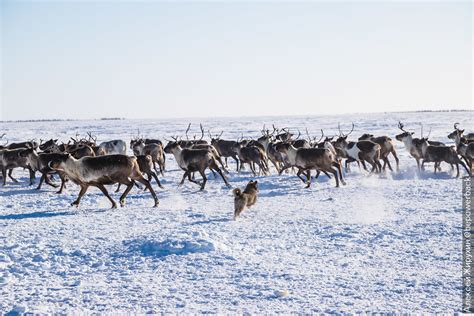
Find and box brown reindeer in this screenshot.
[276,142,344,188]
[49,154,159,208]
[358,133,399,172]
[419,138,470,177]
[164,141,230,190]
[0,148,36,185]
[231,142,269,176]
[334,123,382,173]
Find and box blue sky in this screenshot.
[1,1,472,120]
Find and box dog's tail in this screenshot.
[233,188,242,197]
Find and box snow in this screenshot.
[0,111,471,313]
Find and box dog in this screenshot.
[232,180,258,220]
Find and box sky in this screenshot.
[0,1,472,120]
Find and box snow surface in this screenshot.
[0,111,471,313]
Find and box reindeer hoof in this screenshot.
[119,200,125,207]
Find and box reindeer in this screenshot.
[333,123,382,173]
[231,142,269,176]
[6,140,39,150]
[209,131,241,171]
[358,133,399,172]
[257,126,286,173]
[163,140,230,190]
[0,148,36,185]
[419,138,470,177]
[131,140,166,175]
[27,152,68,193]
[98,139,127,155]
[276,142,344,188]
[396,122,449,172]
[449,123,474,169]
[48,154,159,208]
[395,122,425,171]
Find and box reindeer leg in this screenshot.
[96,184,117,209]
[391,150,400,172]
[232,156,239,171]
[150,171,163,189]
[118,180,134,207]
[325,167,340,187]
[28,167,35,185]
[8,169,18,183]
[71,184,89,207]
[56,174,67,194]
[375,159,382,173]
[332,161,346,185]
[198,169,208,191]
[458,159,471,177]
[134,176,159,207]
[384,156,393,172]
[1,168,6,185]
[45,174,59,188]
[250,162,257,176]
[187,172,201,186]
[36,173,46,190]
[296,169,307,183]
[345,160,350,173]
[179,171,189,186]
[115,183,121,193]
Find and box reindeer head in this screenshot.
[163,138,181,154]
[358,133,374,141]
[39,139,58,151]
[395,121,414,142]
[448,122,464,140]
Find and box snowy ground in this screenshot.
[0,111,471,313]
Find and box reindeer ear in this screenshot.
[461,129,465,133]
[410,132,414,135]
[54,139,58,142]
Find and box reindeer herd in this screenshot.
[0,122,472,209]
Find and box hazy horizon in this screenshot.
[1,1,472,120]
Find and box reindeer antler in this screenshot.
[398,121,407,132]
[316,129,325,144]
[199,123,204,140]
[185,123,191,140]
[454,122,460,131]
[338,123,354,137]
[0,133,5,139]
[305,128,311,142]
